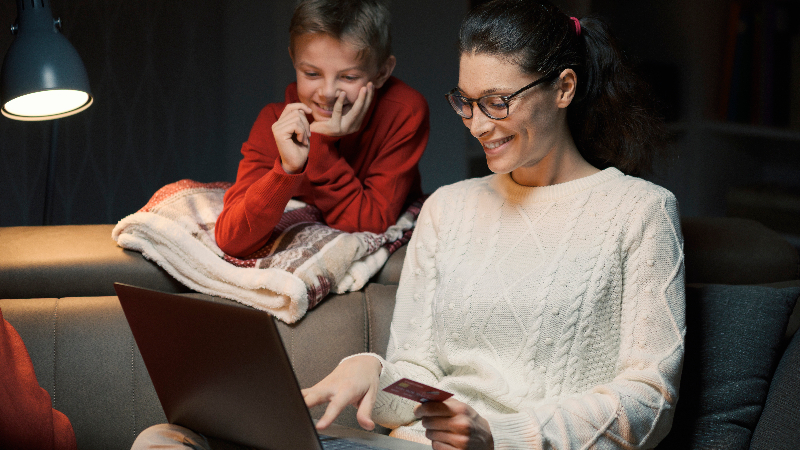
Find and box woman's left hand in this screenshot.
[414,398,494,450]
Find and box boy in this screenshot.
[215,0,429,258]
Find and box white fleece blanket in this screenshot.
[112,179,419,323]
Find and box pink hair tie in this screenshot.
[570,16,581,36]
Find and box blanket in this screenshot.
[112,180,421,323]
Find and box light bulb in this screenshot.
[2,89,92,120]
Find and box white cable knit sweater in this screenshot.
[370,168,686,449]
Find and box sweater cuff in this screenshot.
[271,157,293,175]
[371,360,420,428]
[339,352,385,377]
[245,158,303,217]
[306,133,344,183]
[485,412,542,450]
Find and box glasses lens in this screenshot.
[447,94,472,118]
[478,96,508,120]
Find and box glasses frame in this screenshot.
[445,72,559,120]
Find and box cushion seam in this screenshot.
[51,297,59,410]
[131,334,137,437]
[365,289,373,353]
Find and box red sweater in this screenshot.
[0,309,77,450]
[215,76,429,257]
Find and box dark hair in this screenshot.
[458,0,667,176]
[290,0,393,67]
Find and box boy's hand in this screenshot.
[272,103,313,174]
[310,82,374,137]
[415,398,494,450]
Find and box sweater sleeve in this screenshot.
[487,192,686,449]
[0,309,77,450]
[214,105,305,257]
[305,90,429,235]
[369,190,448,429]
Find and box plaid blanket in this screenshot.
[112,180,420,323]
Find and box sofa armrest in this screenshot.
[0,225,189,298]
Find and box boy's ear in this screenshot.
[372,55,396,89]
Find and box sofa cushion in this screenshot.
[0,225,189,299]
[364,283,399,357]
[749,328,800,450]
[656,283,800,450]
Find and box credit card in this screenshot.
[383,378,453,403]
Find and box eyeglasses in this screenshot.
[445,72,559,120]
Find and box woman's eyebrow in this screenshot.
[457,86,502,97]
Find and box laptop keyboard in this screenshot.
[319,434,389,449]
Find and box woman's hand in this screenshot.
[415,398,494,450]
[302,355,382,431]
[272,102,313,174]
[310,82,374,137]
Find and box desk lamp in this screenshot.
[1,0,92,120]
[1,0,93,224]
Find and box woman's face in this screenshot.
[457,53,568,184]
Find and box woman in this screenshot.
[303,1,685,449]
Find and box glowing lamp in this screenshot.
[1,0,93,121]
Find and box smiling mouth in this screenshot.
[483,135,513,150]
[315,102,351,115]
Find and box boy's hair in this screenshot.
[290,0,393,67]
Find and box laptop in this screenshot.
[114,283,427,450]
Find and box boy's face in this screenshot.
[291,33,392,123]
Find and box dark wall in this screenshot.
[0,0,467,226]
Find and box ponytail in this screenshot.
[458,0,667,176]
[569,18,667,175]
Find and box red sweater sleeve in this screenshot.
[214,104,306,257]
[0,309,77,450]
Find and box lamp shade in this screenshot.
[1,0,92,121]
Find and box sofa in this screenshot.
[1,217,799,450]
